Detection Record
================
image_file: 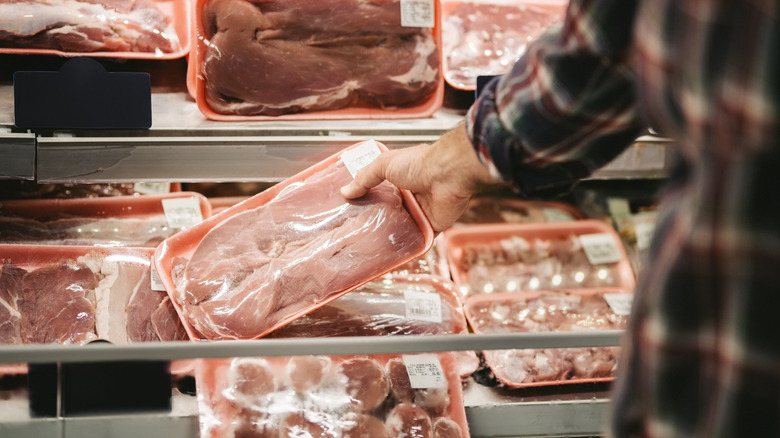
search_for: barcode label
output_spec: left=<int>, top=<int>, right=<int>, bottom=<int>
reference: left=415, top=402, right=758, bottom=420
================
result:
left=400, top=0, right=434, bottom=27
left=404, top=290, right=442, bottom=323
left=579, top=232, right=623, bottom=265
left=162, top=197, right=203, bottom=230
left=134, top=182, right=171, bottom=195
left=603, top=293, right=633, bottom=316
left=341, top=140, right=382, bottom=178
left=542, top=207, right=574, bottom=222
left=402, top=354, right=446, bottom=388
left=150, top=263, right=166, bottom=291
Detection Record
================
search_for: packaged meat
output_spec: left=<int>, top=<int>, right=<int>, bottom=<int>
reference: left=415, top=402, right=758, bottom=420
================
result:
left=189, top=0, right=444, bottom=120
left=0, top=0, right=191, bottom=59
left=455, top=197, right=583, bottom=226
left=444, top=220, right=636, bottom=299
left=464, top=288, right=631, bottom=388
left=388, top=234, right=451, bottom=278
left=0, top=192, right=211, bottom=247
left=195, top=353, right=469, bottom=438
left=268, top=274, right=480, bottom=377
left=442, top=0, right=567, bottom=90
left=154, top=141, right=434, bottom=340
left=0, top=245, right=188, bottom=347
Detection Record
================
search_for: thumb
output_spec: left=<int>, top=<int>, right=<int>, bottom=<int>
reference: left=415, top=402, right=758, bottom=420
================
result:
left=340, top=157, right=388, bottom=199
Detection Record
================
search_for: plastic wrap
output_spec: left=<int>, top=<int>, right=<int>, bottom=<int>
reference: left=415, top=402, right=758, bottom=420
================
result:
left=442, top=0, right=566, bottom=90
left=0, top=0, right=190, bottom=58
left=154, top=141, right=434, bottom=341
left=444, top=220, right=636, bottom=299
left=388, top=235, right=450, bottom=278
left=464, top=289, right=631, bottom=388
left=190, top=0, right=444, bottom=120
left=455, top=197, right=583, bottom=225
left=0, top=192, right=211, bottom=247
left=196, top=353, right=469, bottom=438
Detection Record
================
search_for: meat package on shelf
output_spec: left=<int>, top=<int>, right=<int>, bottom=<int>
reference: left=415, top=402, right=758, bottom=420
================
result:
left=268, top=274, right=480, bottom=378
left=454, top=197, right=584, bottom=226
left=464, top=289, right=632, bottom=388
left=444, top=220, right=636, bottom=299
left=0, top=0, right=190, bottom=58
left=0, top=192, right=212, bottom=247
left=0, top=244, right=190, bottom=374
left=388, top=235, right=451, bottom=279
left=441, top=0, right=567, bottom=90
left=196, top=352, right=469, bottom=438
left=154, top=141, right=435, bottom=341
left=188, top=0, right=444, bottom=120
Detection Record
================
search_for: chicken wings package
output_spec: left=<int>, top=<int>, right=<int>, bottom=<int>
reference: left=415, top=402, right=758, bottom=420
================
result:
left=268, top=274, right=480, bottom=378
left=444, top=220, right=636, bottom=300
left=196, top=352, right=470, bottom=438
left=0, top=0, right=190, bottom=58
left=153, top=140, right=435, bottom=341
left=442, top=0, right=567, bottom=90
left=188, top=0, right=444, bottom=120
left=0, top=192, right=212, bottom=247
left=464, top=288, right=632, bottom=388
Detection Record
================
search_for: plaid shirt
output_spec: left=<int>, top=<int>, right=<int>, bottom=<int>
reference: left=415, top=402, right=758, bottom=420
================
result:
left=466, top=0, right=780, bottom=436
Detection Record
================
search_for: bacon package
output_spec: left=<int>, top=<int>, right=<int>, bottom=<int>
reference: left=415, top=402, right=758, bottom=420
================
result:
left=196, top=353, right=470, bottom=438
left=191, top=0, right=443, bottom=120
left=445, top=220, right=636, bottom=299
left=464, top=289, right=631, bottom=388
left=442, top=0, right=567, bottom=90
left=154, top=141, right=434, bottom=340
left=0, top=192, right=211, bottom=247
left=0, top=245, right=187, bottom=347
left=0, top=0, right=189, bottom=58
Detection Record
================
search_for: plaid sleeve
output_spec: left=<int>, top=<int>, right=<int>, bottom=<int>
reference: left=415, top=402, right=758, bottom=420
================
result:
left=466, top=0, right=646, bottom=198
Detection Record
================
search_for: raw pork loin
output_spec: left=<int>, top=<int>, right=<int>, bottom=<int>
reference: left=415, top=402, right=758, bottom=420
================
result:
left=200, top=0, right=440, bottom=116
left=0, top=264, right=26, bottom=344
left=0, top=0, right=180, bottom=53
left=173, top=162, right=427, bottom=340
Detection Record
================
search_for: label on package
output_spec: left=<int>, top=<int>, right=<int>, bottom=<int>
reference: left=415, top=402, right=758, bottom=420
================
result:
left=542, top=207, right=574, bottom=222
left=603, top=293, right=633, bottom=316
left=632, top=211, right=658, bottom=250
left=579, top=232, right=623, bottom=265
left=150, top=263, right=166, bottom=292
left=400, top=0, right=434, bottom=27
left=342, top=140, right=382, bottom=178
left=134, top=182, right=171, bottom=195
left=404, top=290, right=442, bottom=323
left=402, top=354, right=447, bottom=388
left=162, top=197, right=203, bottom=230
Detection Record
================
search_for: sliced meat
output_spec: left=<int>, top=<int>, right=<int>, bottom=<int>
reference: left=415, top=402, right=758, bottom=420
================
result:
left=0, top=263, right=27, bottom=344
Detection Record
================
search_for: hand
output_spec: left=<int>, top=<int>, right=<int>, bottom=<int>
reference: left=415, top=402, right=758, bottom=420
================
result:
left=341, top=124, right=506, bottom=232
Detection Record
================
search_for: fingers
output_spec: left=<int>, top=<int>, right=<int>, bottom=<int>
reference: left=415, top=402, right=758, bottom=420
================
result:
left=340, top=155, right=388, bottom=199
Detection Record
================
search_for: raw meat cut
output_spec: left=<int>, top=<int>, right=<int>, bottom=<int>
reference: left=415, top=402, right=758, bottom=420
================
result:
left=200, top=0, right=440, bottom=116
left=174, top=162, right=426, bottom=340
left=342, top=412, right=389, bottom=438
left=0, top=0, right=181, bottom=53
left=385, top=402, right=433, bottom=438
left=442, top=0, right=566, bottom=89
left=0, top=264, right=26, bottom=344
left=20, top=260, right=98, bottom=344
left=337, top=357, right=390, bottom=412
left=126, top=269, right=188, bottom=343
left=286, top=355, right=331, bottom=394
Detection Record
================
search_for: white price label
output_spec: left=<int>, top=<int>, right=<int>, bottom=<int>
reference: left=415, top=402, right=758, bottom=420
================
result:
left=134, top=182, right=171, bottom=195
left=400, top=0, right=434, bottom=27
left=632, top=212, right=657, bottom=250
left=402, top=354, right=446, bottom=388
left=404, top=291, right=442, bottom=323
left=603, top=293, right=633, bottom=316
left=150, top=263, right=166, bottom=292
left=542, top=207, right=574, bottom=222
left=341, top=140, right=382, bottom=178
left=579, top=232, right=623, bottom=265
left=162, top=197, right=203, bottom=230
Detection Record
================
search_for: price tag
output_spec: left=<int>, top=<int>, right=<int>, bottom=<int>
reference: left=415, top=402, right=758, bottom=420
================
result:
left=579, top=233, right=623, bottom=265
left=402, top=354, right=446, bottom=388
left=632, top=212, right=657, bottom=250
left=162, top=197, right=203, bottom=230
left=400, top=0, right=434, bottom=27
left=404, top=290, right=442, bottom=323
left=150, top=263, right=166, bottom=292
left=603, top=293, right=633, bottom=316
left=341, top=140, right=382, bottom=178
left=607, top=198, right=632, bottom=231
left=542, top=207, right=574, bottom=222
left=134, top=182, right=171, bottom=195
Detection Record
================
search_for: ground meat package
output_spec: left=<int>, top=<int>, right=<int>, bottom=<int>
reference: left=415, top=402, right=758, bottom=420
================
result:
left=154, top=140, right=434, bottom=341
left=188, top=0, right=444, bottom=120
left=196, top=352, right=469, bottom=437
left=0, top=192, right=212, bottom=247
left=0, top=0, right=190, bottom=58
left=441, top=0, right=567, bottom=90
left=444, top=220, right=636, bottom=300
left=464, top=288, right=631, bottom=388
